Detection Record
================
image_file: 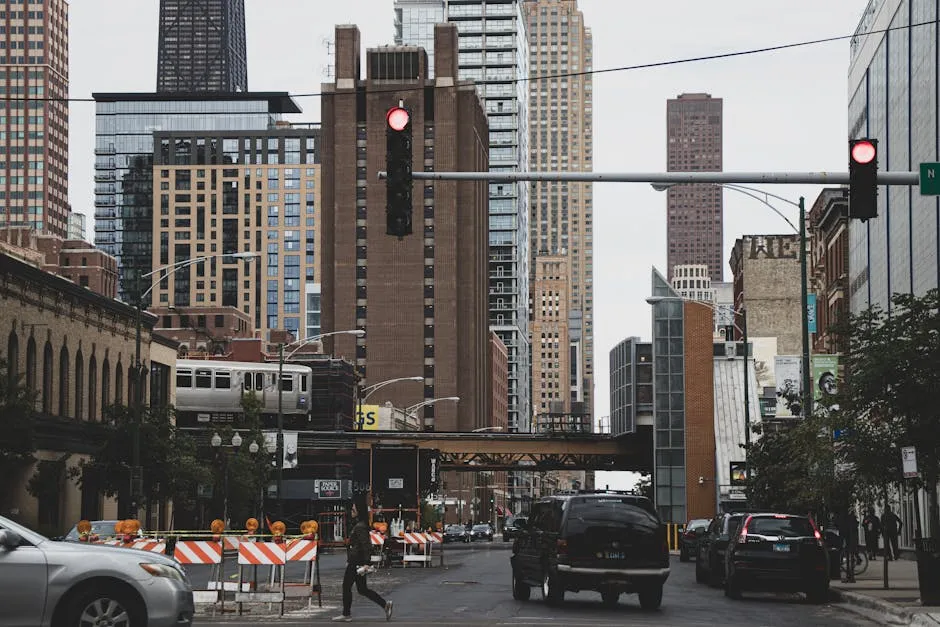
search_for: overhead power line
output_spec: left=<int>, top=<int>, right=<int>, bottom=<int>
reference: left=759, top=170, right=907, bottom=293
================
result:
left=1, top=17, right=933, bottom=104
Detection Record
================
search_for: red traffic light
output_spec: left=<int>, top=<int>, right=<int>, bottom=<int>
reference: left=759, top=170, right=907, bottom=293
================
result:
left=386, top=107, right=410, bottom=132
left=851, top=140, right=877, bottom=165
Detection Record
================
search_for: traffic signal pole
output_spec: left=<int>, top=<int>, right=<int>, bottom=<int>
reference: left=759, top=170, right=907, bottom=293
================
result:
left=381, top=170, right=919, bottom=185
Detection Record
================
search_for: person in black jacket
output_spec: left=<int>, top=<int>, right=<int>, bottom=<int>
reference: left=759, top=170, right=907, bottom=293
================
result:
left=333, top=498, right=393, bottom=622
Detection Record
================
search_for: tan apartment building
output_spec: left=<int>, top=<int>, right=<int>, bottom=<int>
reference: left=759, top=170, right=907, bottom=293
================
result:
left=148, top=127, right=321, bottom=342
left=523, top=0, right=594, bottom=419
left=0, top=0, right=70, bottom=238
left=532, top=254, right=570, bottom=418
left=321, top=24, right=491, bottom=432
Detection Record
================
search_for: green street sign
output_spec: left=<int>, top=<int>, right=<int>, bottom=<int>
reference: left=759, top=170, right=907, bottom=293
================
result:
left=920, top=163, right=940, bottom=195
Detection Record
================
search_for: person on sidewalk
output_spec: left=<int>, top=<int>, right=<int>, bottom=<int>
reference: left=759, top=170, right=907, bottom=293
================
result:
left=840, top=509, right=859, bottom=583
left=882, top=505, right=902, bottom=561
left=333, top=497, right=394, bottom=623
left=863, top=506, right=882, bottom=561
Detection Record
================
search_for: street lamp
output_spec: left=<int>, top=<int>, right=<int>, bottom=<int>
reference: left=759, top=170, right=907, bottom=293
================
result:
left=651, top=182, right=811, bottom=420
left=472, top=426, right=503, bottom=433
left=210, top=432, right=260, bottom=528
left=405, top=396, right=460, bottom=415
left=129, top=251, right=260, bottom=517
left=274, top=329, right=365, bottom=517
left=357, top=376, right=424, bottom=430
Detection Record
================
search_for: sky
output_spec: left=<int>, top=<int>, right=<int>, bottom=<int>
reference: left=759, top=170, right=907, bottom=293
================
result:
left=67, top=1, right=870, bottom=489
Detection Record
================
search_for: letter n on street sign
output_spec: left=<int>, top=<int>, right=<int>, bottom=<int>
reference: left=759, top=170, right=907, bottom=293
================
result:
left=920, top=163, right=940, bottom=195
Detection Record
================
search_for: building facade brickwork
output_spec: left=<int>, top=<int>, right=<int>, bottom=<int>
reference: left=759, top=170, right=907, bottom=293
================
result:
left=683, top=300, right=717, bottom=522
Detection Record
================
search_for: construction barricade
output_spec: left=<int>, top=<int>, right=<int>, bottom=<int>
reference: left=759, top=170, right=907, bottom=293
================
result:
left=234, top=538, right=322, bottom=616
left=398, top=532, right=441, bottom=567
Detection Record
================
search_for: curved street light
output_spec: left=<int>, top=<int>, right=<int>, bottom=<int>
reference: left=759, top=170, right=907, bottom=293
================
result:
left=651, top=181, right=811, bottom=425
left=356, top=376, right=424, bottom=430
left=406, top=396, right=460, bottom=414
left=284, top=329, right=365, bottom=360
left=472, top=426, right=504, bottom=433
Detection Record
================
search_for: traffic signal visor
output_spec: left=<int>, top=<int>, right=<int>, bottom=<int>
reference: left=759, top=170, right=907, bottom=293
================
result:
left=387, top=107, right=410, bottom=132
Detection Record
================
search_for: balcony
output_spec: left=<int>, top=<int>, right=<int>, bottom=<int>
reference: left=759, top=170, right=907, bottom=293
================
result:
left=94, top=146, right=116, bottom=155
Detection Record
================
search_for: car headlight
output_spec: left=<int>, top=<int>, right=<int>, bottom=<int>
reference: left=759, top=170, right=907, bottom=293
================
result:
left=140, top=562, right=185, bottom=582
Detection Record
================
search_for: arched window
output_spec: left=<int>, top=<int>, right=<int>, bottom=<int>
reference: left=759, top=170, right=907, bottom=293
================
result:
left=128, top=364, right=135, bottom=406
left=25, top=337, right=36, bottom=394
left=75, top=350, right=84, bottom=420
left=42, top=341, right=53, bottom=413
left=58, top=345, right=70, bottom=417
left=7, top=330, right=19, bottom=385
left=115, top=363, right=123, bottom=405
left=101, top=358, right=110, bottom=409
left=88, top=356, right=98, bottom=421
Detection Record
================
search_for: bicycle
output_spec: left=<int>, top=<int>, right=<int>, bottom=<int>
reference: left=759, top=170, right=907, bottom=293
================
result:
left=841, top=550, right=869, bottom=577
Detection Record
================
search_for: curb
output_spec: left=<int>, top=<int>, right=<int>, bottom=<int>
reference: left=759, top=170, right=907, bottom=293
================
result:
left=830, top=588, right=911, bottom=625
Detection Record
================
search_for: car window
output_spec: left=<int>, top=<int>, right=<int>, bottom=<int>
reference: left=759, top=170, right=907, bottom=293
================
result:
left=472, top=524, right=490, bottom=531
left=565, top=497, right=659, bottom=533
left=723, top=515, right=745, bottom=535
left=0, top=522, right=34, bottom=547
left=748, top=516, right=814, bottom=538
left=688, top=518, right=709, bottom=530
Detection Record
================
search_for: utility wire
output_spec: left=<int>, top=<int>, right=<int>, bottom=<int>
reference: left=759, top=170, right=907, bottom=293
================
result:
left=1, top=17, right=934, bottom=104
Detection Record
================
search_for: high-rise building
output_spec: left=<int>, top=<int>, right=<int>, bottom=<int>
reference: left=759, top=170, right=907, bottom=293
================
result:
left=148, top=126, right=321, bottom=342
left=321, top=24, right=491, bottom=433
left=393, top=0, right=446, bottom=78
left=532, top=254, right=569, bottom=418
left=156, top=0, right=248, bottom=92
left=93, top=92, right=300, bottom=303
left=67, top=212, right=86, bottom=241
left=848, top=0, right=938, bottom=313
left=396, top=0, right=532, bottom=433
left=0, top=0, right=69, bottom=238
left=523, top=0, right=594, bottom=422
left=608, top=337, right=652, bottom=437
left=666, top=93, right=723, bottom=282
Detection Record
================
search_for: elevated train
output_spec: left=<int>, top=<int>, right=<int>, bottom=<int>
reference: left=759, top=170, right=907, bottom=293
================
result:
left=175, top=359, right=313, bottom=426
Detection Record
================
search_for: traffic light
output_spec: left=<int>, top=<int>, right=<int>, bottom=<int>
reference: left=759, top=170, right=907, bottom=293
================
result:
left=848, top=138, right=878, bottom=220
left=386, top=105, right=413, bottom=238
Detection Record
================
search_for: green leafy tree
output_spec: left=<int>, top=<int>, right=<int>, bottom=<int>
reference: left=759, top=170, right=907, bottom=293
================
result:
left=835, top=289, right=940, bottom=534
left=634, top=474, right=653, bottom=501
left=0, top=356, right=37, bottom=511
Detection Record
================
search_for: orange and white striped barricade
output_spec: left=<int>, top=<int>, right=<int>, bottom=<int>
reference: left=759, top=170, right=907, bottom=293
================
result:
left=425, top=532, right=444, bottom=567
left=284, top=539, right=322, bottom=609
left=370, top=531, right=386, bottom=566
left=399, top=532, right=433, bottom=567
left=235, top=542, right=286, bottom=616
left=129, top=539, right=168, bottom=554
left=173, top=540, right=224, bottom=608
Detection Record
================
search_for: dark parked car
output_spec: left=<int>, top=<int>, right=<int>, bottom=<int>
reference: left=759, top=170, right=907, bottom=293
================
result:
left=679, top=518, right=710, bottom=562
left=724, top=513, right=829, bottom=603
left=470, top=524, right=494, bottom=542
left=510, top=491, right=670, bottom=609
left=443, top=524, right=470, bottom=543
left=696, top=512, right=748, bottom=586
left=503, top=516, right=527, bottom=542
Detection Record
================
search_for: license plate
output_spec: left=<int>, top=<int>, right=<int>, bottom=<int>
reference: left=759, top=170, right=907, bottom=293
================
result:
left=606, top=552, right=625, bottom=560
left=773, top=543, right=790, bottom=552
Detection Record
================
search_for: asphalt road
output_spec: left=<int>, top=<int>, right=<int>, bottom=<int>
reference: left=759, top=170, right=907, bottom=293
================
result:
left=192, top=543, right=877, bottom=626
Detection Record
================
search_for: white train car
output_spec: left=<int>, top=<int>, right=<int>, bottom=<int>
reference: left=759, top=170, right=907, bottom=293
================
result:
left=175, top=359, right=313, bottom=419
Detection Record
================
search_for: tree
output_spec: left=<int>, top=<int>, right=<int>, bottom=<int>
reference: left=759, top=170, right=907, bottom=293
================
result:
left=835, top=289, right=940, bottom=535
left=634, top=474, right=653, bottom=501
left=0, top=356, right=37, bottom=510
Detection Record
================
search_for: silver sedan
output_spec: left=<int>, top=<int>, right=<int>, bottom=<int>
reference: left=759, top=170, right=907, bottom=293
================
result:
left=0, top=515, right=194, bottom=627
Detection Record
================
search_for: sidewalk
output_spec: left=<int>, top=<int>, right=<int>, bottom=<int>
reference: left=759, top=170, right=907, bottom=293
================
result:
left=831, top=555, right=940, bottom=626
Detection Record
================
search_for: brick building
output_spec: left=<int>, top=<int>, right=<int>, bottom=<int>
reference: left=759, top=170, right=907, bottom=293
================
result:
left=808, top=188, right=849, bottom=355
left=320, top=24, right=491, bottom=432
left=0, top=251, right=178, bottom=534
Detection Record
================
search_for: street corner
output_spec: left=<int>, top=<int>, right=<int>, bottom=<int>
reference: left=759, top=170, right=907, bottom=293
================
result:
left=830, top=587, right=911, bottom=626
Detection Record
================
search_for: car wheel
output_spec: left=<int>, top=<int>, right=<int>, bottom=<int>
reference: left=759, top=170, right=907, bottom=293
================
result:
left=805, top=582, right=829, bottom=604
left=601, top=590, right=619, bottom=607
left=67, top=587, right=142, bottom=627
left=679, top=546, right=689, bottom=562
left=695, top=557, right=706, bottom=584
left=724, top=574, right=742, bottom=600
left=512, top=570, right=530, bottom=601
left=542, top=571, right=564, bottom=606
left=637, top=583, right=663, bottom=610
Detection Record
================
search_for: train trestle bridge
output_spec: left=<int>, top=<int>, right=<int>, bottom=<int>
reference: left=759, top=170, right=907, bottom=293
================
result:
left=293, top=426, right=653, bottom=473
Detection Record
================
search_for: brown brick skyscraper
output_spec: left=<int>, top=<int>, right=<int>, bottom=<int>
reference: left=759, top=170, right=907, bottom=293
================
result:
left=321, top=24, right=491, bottom=432
left=666, top=93, right=723, bottom=282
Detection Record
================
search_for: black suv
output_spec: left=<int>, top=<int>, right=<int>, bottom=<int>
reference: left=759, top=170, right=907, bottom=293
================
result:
left=696, top=512, right=749, bottom=586
left=724, top=513, right=829, bottom=603
left=510, top=491, right=669, bottom=609
left=503, top=516, right=528, bottom=542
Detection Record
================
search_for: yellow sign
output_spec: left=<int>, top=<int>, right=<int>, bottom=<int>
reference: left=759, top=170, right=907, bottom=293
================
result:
left=356, top=405, right=381, bottom=430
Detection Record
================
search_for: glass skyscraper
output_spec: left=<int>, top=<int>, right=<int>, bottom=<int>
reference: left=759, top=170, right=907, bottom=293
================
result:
left=394, top=0, right=446, bottom=78
left=92, top=92, right=301, bottom=303
left=157, top=0, right=248, bottom=93
left=848, top=0, right=939, bottom=312
left=396, top=0, right=532, bottom=433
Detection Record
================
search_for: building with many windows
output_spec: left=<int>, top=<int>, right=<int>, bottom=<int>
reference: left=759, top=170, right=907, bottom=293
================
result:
left=394, top=0, right=447, bottom=78
left=523, top=0, right=593, bottom=421
left=665, top=93, right=723, bottom=282
left=808, top=187, right=849, bottom=355
left=0, top=0, right=70, bottom=238
left=148, top=127, right=321, bottom=341
left=609, top=336, right=652, bottom=437
left=156, top=0, right=248, bottom=93
left=92, top=92, right=301, bottom=303
left=396, top=0, right=532, bottom=433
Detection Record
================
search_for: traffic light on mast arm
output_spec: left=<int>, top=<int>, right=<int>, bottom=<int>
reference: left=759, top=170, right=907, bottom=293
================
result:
left=848, top=138, right=878, bottom=220
left=386, top=105, right=413, bottom=238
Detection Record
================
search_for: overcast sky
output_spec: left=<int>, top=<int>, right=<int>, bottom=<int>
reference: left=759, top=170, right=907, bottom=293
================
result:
left=68, top=0, right=867, bottom=484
